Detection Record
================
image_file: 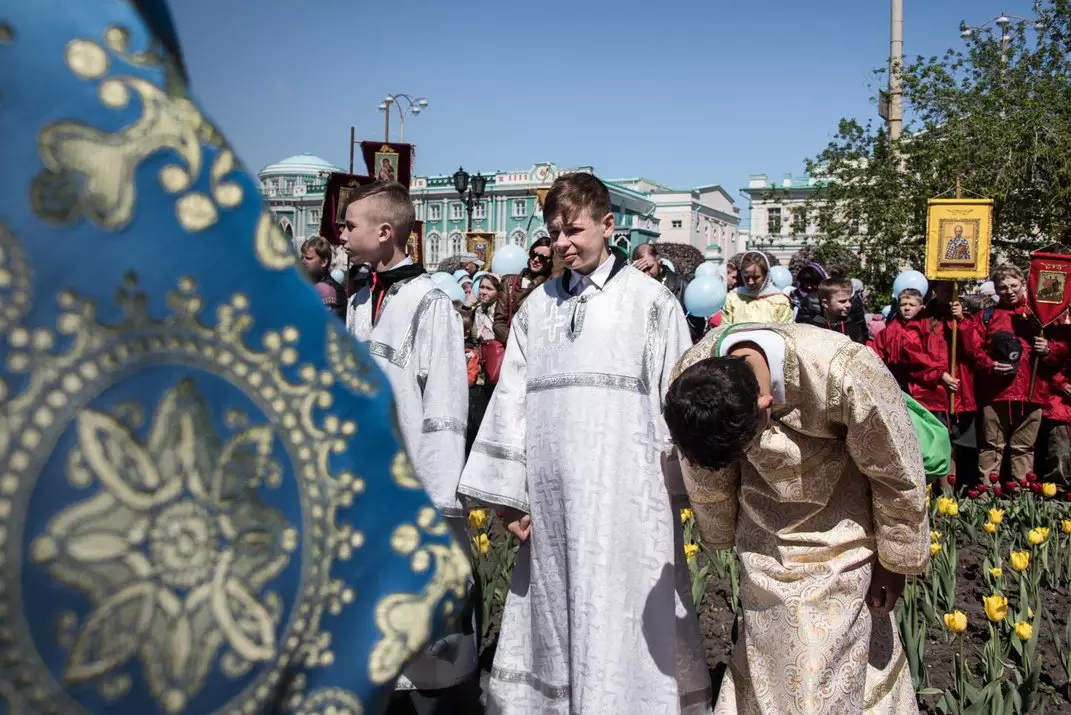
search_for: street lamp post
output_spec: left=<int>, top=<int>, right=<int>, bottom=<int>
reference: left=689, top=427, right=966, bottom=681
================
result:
left=452, top=167, right=487, bottom=233
left=960, top=3, right=1048, bottom=65
left=378, top=94, right=428, bottom=143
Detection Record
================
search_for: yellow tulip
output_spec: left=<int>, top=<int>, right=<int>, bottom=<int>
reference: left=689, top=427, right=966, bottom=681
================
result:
left=1039, top=527, right=1051, bottom=541
left=926, top=496, right=931, bottom=508
left=684, top=543, right=700, bottom=560
left=946, top=502, right=959, bottom=517
left=983, top=594, right=1009, bottom=623
left=1014, top=621, right=1033, bottom=641
left=468, top=509, right=488, bottom=531
left=473, top=533, right=490, bottom=555
left=930, top=542, right=942, bottom=556
left=1063, top=520, right=1071, bottom=535
left=988, top=508, right=1005, bottom=525
left=1010, top=551, right=1030, bottom=572
left=989, top=567, right=1003, bottom=578
left=943, top=610, right=968, bottom=634
left=927, top=482, right=933, bottom=494
left=930, top=530, right=943, bottom=541
left=680, top=508, right=694, bottom=524
left=936, top=496, right=953, bottom=515
left=984, top=522, right=997, bottom=534
left=1027, top=528, right=1047, bottom=546
left=1043, top=482, right=1058, bottom=498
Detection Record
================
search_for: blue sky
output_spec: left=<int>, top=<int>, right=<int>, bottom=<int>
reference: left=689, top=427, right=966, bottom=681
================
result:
left=171, top=0, right=1025, bottom=214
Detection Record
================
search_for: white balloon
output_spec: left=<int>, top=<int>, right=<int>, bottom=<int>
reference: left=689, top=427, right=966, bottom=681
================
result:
left=492, top=245, right=529, bottom=275
left=694, top=262, right=719, bottom=278
left=430, top=272, right=456, bottom=287
left=439, top=279, right=465, bottom=302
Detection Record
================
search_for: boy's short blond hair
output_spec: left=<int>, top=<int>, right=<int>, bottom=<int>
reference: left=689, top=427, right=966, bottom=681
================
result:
left=818, top=278, right=852, bottom=304
left=898, top=288, right=923, bottom=302
left=344, top=181, right=415, bottom=246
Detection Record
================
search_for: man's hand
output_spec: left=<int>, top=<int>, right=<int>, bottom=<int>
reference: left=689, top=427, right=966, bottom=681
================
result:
left=868, top=562, right=905, bottom=612
left=951, top=301, right=964, bottom=321
left=941, top=373, right=960, bottom=392
left=993, top=361, right=1016, bottom=375
left=631, top=256, right=656, bottom=275
left=502, top=507, right=532, bottom=542
left=1034, top=336, right=1050, bottom=355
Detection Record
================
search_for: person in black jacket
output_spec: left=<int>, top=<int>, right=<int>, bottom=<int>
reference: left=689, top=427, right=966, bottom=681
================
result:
left=631, top=242, right=686, bottom=305
left=802, top=278, right=868, bottom=344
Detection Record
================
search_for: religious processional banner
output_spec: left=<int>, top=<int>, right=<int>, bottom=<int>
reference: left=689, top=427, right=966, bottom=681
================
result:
left=1028, top=251, right=1071, bottom=326
left=409, top=220, right=425, bottom=263
left=466, top=232, right=495, bottom=270
left=924, top=198, right=994, bottom=281
left=360, top=141, right=414, bottom=187
left=319, top=172, right=374, bottom=244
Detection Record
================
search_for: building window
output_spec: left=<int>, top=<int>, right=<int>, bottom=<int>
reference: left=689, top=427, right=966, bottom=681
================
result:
left=766, top=208, right=782, bottom=235
left=426, top=233, right=442, bottom=265
left=283, top=177, right=295, bottom=194
left=427, top=204, right=441, bottom=222
left=671, top=220, right=683, bottom=229
left=307, top=209, right=320, bottom=225
left=449, top=203, right=464, bottom=221
left=510, top=229, right=526, bottom=247
left=473, top=201, right=487, bottom=220
left=512, top=199, right=527, bottom=218
left=450, top=232, right=464, bottom=256
left=791, top=208, right=806, bottom=235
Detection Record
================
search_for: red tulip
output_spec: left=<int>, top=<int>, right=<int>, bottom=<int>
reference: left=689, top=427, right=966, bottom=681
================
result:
left=496, top=511, right=505, bottom=518
left=1026, top=472, right=1039, bottom=483
left=1005, top=481, right=1018, bottom=493
left=1019, top=478, right=1030, bottom=488
left=947, top=475, right=957, bottom=487
left=1031, top=483, right=1042, bottom=495
left=989, top=473, right=1000, bottom=484
left=994, top=486, right=1004, bottom=497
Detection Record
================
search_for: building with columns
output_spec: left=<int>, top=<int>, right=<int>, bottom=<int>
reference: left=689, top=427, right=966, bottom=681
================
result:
left=409, top=162, right=660, bottom=268
left=610, top=178, right=744, bottom=263
left=257, top=153, right=341, bottom=252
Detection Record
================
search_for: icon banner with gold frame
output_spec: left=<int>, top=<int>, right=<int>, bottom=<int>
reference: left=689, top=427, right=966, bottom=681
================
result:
left=407, top=220, right=424, bottom=264
left=924, top=198, right=994, bottom=280
left=466, top=232, right=495, bottom=270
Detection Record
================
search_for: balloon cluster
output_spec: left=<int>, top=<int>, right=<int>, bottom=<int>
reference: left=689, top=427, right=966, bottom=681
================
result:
left=684, top=275, right=727, bottom=318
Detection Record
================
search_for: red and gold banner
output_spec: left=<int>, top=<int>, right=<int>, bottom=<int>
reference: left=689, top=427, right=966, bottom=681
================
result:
left=408, top=221, right=424, bottom=264
left=1028, top=250, right=1071, bottom=326
left=360, top=142, right=414, bottom=187
left=319, top=172, right=374, bottom=245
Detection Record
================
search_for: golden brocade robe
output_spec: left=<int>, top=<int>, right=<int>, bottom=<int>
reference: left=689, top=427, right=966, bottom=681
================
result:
left=673, top=324, right=929, bottom=715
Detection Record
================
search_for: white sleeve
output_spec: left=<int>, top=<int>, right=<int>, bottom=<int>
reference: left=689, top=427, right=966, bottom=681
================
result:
left=459, top=300, right=529, bottom=512
left=413, top=294, right=469, bottom=516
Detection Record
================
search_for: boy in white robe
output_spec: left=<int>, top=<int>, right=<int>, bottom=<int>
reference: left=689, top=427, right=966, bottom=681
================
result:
left=340, top=181, right=477, bottom=712
left=459, top=173, right=712, bottom=714
left=664, top=324, right=929, bottom=714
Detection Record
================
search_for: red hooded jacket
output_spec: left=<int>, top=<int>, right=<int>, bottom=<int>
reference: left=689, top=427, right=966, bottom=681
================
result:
left=900, top=312, right=979, bottom=414
left=969, top=297, right=1068, bottom=406
left=867, top=316, right=917, bottom=390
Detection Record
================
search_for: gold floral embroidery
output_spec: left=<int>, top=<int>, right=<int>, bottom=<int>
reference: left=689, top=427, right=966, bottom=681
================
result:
left=0, top=220, right=32, bottom=334
left=255, top=208, right=296, bottom=269
left=367, top=510, right=469, bottom=684
left=32, top=31, right=241, bottom=232
left=1, top=276, right=367, bottom=713
left=326, top=321, right=379, bottom=395
left=391, top=451, right=420, bottom=490
left=294, top=687, right=365, bottom=714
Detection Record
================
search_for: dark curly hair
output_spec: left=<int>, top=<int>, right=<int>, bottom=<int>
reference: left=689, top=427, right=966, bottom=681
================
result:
left=663, top=356, right=762, bottom=471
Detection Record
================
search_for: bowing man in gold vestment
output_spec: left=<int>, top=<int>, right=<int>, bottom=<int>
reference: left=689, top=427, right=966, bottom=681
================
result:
left=664, top=324, right=930, bottom=715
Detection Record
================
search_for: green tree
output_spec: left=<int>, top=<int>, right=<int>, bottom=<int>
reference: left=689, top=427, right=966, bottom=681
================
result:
left=806, top=0, right=1071, bottom=294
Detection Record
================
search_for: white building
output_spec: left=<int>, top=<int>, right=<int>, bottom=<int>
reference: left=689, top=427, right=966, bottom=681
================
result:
left=611, top=178, right=743, bottom=263
left=738, top=172, right=828, bottom=266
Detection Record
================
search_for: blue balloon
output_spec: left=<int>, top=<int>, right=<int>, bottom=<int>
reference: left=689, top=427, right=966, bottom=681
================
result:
left=452, top=269, right=469, bottom=281
left=472, top=270, right=489, bottom=282
left=430, top=271, right=456, bottom=287
left=769, top=265, right=793, bottom=289
left=439, top=279, right=465, bottom=303
left=892, top=270, right=929, bottom=299
left=684, top=276, right=727, bottom=318
left=694, top=261, right=719, bottom=278
left=882, top=305, right=892, bottom=318
left=492, top=244, right=528, bottom=275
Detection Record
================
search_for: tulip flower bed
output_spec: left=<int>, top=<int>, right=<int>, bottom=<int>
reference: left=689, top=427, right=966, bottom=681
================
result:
left=466, top=478, right=1071, bottom=712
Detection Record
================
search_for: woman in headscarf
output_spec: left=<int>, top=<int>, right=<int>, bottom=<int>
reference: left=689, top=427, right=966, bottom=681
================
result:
left=792, top=261, right=829, bottom=323
left=722, top=251, right=794, bottom=324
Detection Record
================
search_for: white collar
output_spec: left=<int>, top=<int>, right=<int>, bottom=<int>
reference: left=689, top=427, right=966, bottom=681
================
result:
left=715, top=329, right=787, bottom=404
left=567, top=252, right=615, bottom=294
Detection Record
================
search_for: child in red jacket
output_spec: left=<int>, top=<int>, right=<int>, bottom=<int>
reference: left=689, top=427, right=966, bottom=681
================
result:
left=1039, top=323, right=1071, bottom=487
left=970, top=264, right=1068, bottom=484
left=899, top=281, right=980, bottom=487
left=868, top=287, right=925, bottom=390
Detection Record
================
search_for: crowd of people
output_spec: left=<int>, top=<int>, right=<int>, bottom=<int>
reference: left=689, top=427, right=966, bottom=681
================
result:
left=303, top=170, right=952, bottom=714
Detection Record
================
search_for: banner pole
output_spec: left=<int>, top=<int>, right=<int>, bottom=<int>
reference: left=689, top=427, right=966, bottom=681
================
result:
left=950, top=280, right=958, bottom=415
